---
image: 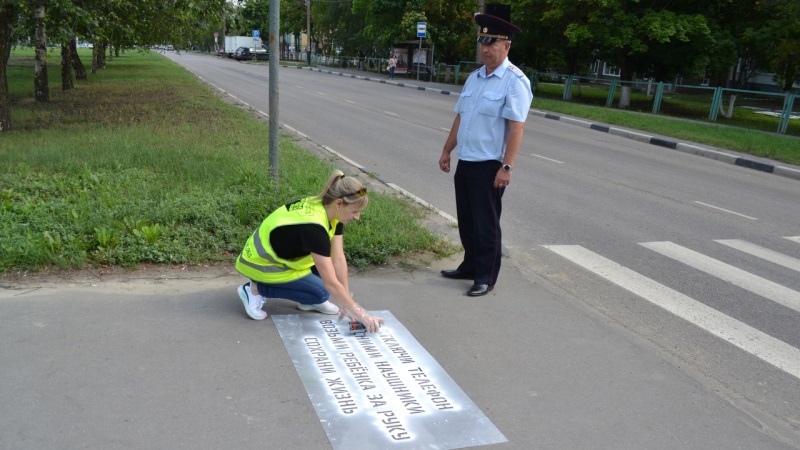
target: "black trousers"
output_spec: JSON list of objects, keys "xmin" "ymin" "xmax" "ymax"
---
[{"xmin": 453, "ymin": 160, "xmax": 504, "ymax": 285}]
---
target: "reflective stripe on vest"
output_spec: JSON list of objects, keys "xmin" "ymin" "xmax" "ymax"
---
[{"xmin": 235, "ymin": 197, "xmax": 337, "ymax": 283}]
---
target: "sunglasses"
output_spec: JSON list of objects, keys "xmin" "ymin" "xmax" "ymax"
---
[{"xmin": 341, "ymin": 187, "xmax": 367, "ymax": 198}]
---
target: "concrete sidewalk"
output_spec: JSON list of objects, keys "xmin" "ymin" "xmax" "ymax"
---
[{"xmin": 2, "ymin": 257, "xmax": 796, "ymax": 449}]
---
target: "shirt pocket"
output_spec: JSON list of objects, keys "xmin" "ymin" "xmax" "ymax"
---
[
  {"xmin": 478, "ymin": 92, "xmax": 504, "ymax": 117},
  {"xmin": 457, "ymin": 90, "xmax": 474, "ymax": 113}
]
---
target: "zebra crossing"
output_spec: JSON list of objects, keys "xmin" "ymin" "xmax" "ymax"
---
[{"xmin": 542, "ymin": 236, "xmax": 800, "ymax": 380}]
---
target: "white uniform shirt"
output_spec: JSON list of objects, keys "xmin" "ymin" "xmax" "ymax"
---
[{"xmin": 453, "ymin": 58, "xmax": 533, "ymax": 162}]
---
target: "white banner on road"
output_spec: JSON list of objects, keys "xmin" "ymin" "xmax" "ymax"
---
[{"xmin": 273, "ymin": 311, "xmax": 507, "ymax": 449}]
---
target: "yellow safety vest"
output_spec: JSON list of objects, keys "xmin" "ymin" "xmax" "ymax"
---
[{"xmin": 235, "ymin": 197, "xmax": 337, "ymax": 283}]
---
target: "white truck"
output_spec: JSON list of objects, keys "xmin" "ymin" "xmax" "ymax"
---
[{"xmin": 224, "ymin": 36, "xmax": 262, "ymax": 58}]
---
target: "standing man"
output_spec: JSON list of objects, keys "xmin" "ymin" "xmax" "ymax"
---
[{"xmin": 438, "ymin": 12, "xmax": 533, "ymax": 296}]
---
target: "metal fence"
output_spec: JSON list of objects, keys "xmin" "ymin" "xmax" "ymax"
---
[{"xmin": 510, "ymin": 72, "xmax": 799, "ymax": 136}]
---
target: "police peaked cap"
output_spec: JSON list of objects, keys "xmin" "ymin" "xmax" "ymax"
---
[{"xmin": 475, "ymin": 13, "xmax": 522, "ymax": 44}]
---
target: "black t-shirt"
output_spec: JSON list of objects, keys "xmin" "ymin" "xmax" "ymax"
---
[{"xmin": 269, "ymin": 216, "xmax": 343, "ymax": 259}]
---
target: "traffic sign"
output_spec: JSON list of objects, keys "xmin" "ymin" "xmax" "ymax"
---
[
  {"xmin": 252, "ymin": 30, "xmax": 260, "ymax": 38},
  {"xmin": 417, "ymin": 22, "xmax": 427, "ymax": 38}
]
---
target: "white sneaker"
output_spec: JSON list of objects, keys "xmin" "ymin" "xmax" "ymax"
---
[
  {"xmin": 238, "ymin": 283, "xmax": 267, "ymax": 320},
  {"xmin": 297, "ymin": 301, "xmax": 339, "ymax": 315}
]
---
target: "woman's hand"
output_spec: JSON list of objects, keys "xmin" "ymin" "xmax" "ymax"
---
[{"xmin": 339, "ymin": 303, "xmax": 384, "ymax": 333}]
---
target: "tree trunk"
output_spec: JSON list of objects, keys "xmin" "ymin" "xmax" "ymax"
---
[
  {"xmin": 0, "ymin": 1, "xmax": 14, "ymax": 131},
  {"xmin": 91, "ymin": 39, "xmax": 98, "ymax": 74},
  {"xmin": 61, "ymin": 41, "xmax": 73, "ymax": 90},
  {"xmin": 34, "ymin": 3, "xmax": 49, "ymax": 103},
  {"xmin": 98, "ymin": 41, "xmax": 106, "ymax": 69},
  {"xmin": 618, "ymin": 62, "xmax": 634, "ymax": 110},
  {"xmin": 619, "ymin": 86, "xmax": 631, "ymax": 110},
  {"xmin": 779, "ymin": 62, "xmax": 799, "ymax": 93},
  {"xmin": 70, "ymin": 37, "xmax": 87, "ymax": 80}
]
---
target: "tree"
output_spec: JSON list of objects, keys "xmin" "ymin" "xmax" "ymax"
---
[
  {"xmin": 280, "ymin": 0, "xmax": 306, "ymax": 55},
  {"xmin": 693, "ymin": 0, "xmax": 759, "ymax": 88},
  {"xmin": 0, "ymin": 0, "xmax": 16, "ymax": 131},
  {"xmin": 517, "ymin": 0, "xmax": 597, "ymax": 73},
  {"xmin": 32, "ymin": 1, "xmax": 48, "ymax": 101},
  {"xmin": 0, "ymin": 0, "xmax": 227, "ymax": 131},
  {"xmin": 549, "ymin": 0, "xmax": 711, "ymax": 108},
  {"xmin": 417, "ymin": 0, "xmax": 474, "ymax": 64},
  {"xmin": 351, "ymin": 0, "xmax": 406, "ymax": 54},
  {"xmin": 762, "ymin": 0, "xmax": 800, "ymax": 92}
]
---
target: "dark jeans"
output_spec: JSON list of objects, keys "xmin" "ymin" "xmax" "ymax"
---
[
  {"xmin": 453, "ymin": 160, "xmax": 504, "ymax": 285},
  {"xmin": 253, "ymin": 266, "xmax": 329, "ymax": 305}
]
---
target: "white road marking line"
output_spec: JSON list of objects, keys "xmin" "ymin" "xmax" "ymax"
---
[
  {"xmin": 542, "ymin": 244, "xmax": 800, "ymax": 380},
  {"xmin": 440, "ymin": 128, "xmax": 450, "ymax": 132},
  {"xmin": 320, "ymin": 144, "xmax": 364, "ymax": 169},
  {"xmin": 641, "ymin": 241, "xmax": 800, "ymax": 314},
  {"xmin": 316, "ymin": 91, "xmax": 326, "ymax": 96},
  {"xmin": 693, "ymin": 201, "xmax": 758, "ymax": 220},
  {"xmin": 530, "ymin": 153, "xmax": 565, "ymax": 164},
  {"xmin": 386, "ymin": 183, "xmax": 457, "ymax": 224},
  {"xmin": 346, "ymin": 100, "xmax": 356, "ymax": 104},
  {"xmin": 715, "ymin": 239, "xmax": 800, "ymax": 273},
  {"xmin": 281, "ymin": 123, "xmax": 308, "ymax": 139},
  {"xmin": 785, "ymin": 236, "xmax": 800, "ymax": 245},
  {"xmin": 384, "ymin": 111, "xmax": 398, "ymax": 116}
]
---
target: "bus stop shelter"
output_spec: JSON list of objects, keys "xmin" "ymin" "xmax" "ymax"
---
[{"xmin": 392, "ymin": 40, "xmax": 434, "ymax": 81}]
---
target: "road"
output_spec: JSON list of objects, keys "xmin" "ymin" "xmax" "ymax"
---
[{"xmin": 164, "ymin": 52, "xmax": 800, "ymax": 443}]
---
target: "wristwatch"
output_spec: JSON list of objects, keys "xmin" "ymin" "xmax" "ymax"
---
[{"xmin": 502, "ymin": 164, "xmax": 513, "ymax": 172}]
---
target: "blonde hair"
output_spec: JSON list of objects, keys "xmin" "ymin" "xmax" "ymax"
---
[{"xmin": 317, "ymin": 170, "xmax": 369, "ymax": 208}]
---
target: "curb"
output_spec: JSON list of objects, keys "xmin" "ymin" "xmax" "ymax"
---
[
  {"xmin": 290, "ymin": 65, "xmax": 800, "ymax": 182},
  {"xmin": 530, "ymin": 110, "xmax": 800, "ymax": 182},
  {"xmin": 292, "ymin": 65, "xmax": 458, "ymax": 97}
]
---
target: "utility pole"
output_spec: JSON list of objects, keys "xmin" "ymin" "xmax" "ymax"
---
[
  {"xmin": 269, "ymin": 0, "xmax": 280, "ymax": 182},
  {"xmin": 306, "ymin": 0, "xmax": 311, "ymax": 65},
  {"xmin": 475, "ymin": 0, "xmax": 485, "ymax": 62}
]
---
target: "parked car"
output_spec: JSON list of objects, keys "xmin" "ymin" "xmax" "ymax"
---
[{"xmin": 234, "ymin": 46, "xmax": 269, "ymax": 61}]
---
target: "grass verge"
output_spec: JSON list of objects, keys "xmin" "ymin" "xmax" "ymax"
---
[
  {"xmin": 0, "ymin": 49, "xmax": 457, "ymax": 272},
  {"xmin": 532, "ymin": 97, "xmax": 800, "ymax": 166}
]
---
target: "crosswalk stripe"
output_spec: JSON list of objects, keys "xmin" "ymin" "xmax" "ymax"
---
[
  {"xmin": 543, "ymin": 244, "xmax": 800, "ymax": 380},
  {"xmin": 715, "ymin": 239, "xmax": 800, "ymax": 273},
  {"xmin": 641, "ymin": 241, "xmax": 800, "ymax": 314},
  {"xmin": 786, "ymin": 236, "xmax": 800, "ymax": 245}
]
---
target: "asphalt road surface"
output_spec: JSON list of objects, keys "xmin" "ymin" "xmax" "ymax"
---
[{"xmin": 163, "ymin": 51, "xmax": 800, "ymax": 445}]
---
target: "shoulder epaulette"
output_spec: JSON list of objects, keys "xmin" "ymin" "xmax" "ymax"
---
[{"xmin": 509, "ymin": 64, "xmax": 525, "ymax": 77}]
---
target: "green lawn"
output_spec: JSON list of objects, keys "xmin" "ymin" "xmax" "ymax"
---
[
  {"xmin": 1, "ymin": 49, "xmax": 456, "ymax": 271},
  {"xmin": 532, "ymin": 89, "xmax": 800, "ymax": 165}
]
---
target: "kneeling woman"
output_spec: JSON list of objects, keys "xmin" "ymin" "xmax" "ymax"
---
[{"xmin": 235, "ymin": 170, "xmax": 384, "ymax": 333}]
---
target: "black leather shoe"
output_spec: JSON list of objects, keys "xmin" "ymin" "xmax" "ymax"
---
[
  {"xmin": 467, "ymin": 284, "xmax": 494, "ymax": 296},
  {"xmin": 440, "ymin": 269, "xmax": 474, "ymax": 280}
]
